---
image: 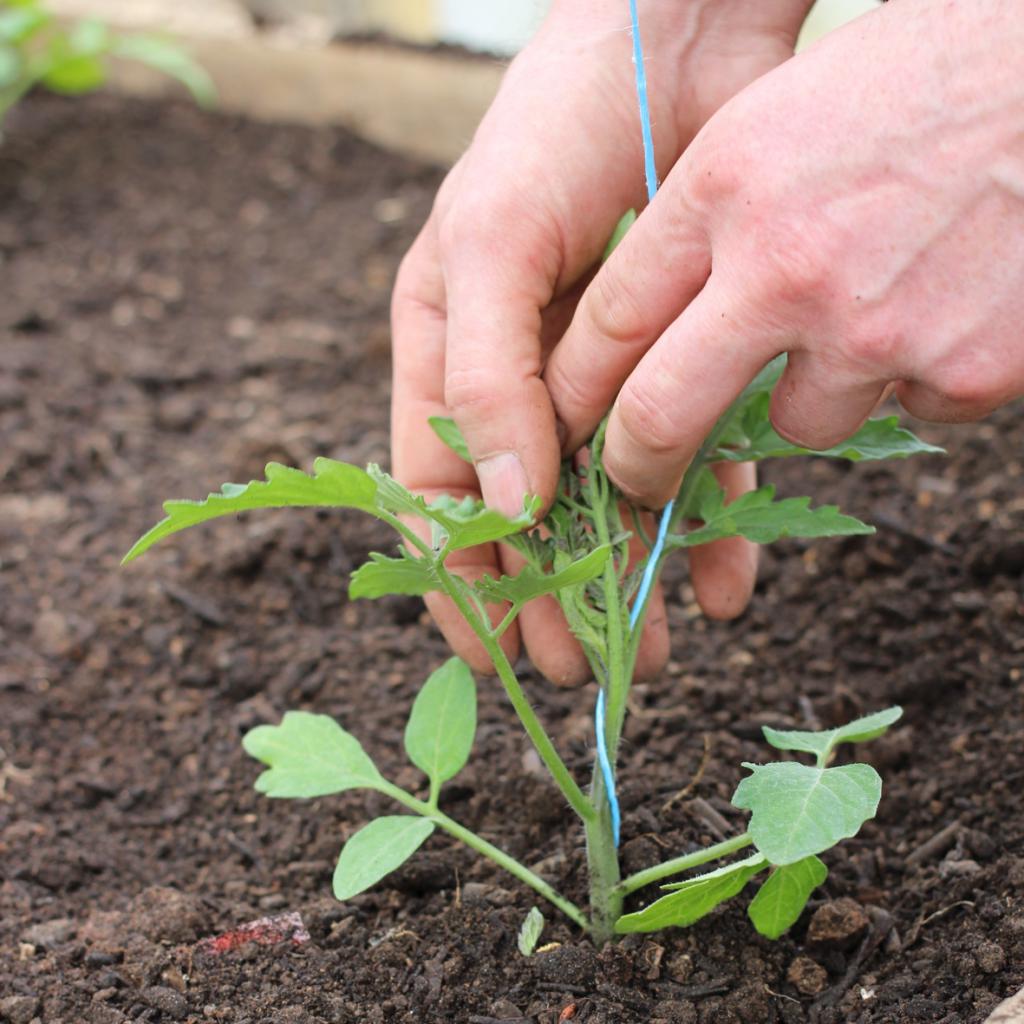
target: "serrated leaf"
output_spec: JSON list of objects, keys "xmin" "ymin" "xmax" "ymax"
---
[
  {"xmin": 747, "ymin": 856, "xmax": 828, "ymax": 939},
  {"xmin": 671, "ymin": 470, "xmax": 873, "ymax": 548},
  {"xmin": 243, "ymin": 711, "xmax": 383, "ymax": 798},
  {"xmin": 732, "ymin": 762, "xmax": 882, "ymax": 865},
  {"xmin": 124, "ymin": 458, "xmax": 379, "ymax": 562},
  {"xmin": 714, "ymin": 396, "xmax": 944, "ymax": 464},
  {"xmin": 349, "ymin": 550, "xmax": 439, "ymax": 600},
  {"xmin": 404, "ymin": 658, "xmax": 476, "ymax": 792},
  {"xmin": 615, "ymin": 855, "xmax": 766, "ymax": 934},
  {"xmin": 763, "ymin": 707, "xmax": 903, "ymax": 763},
  {"xmin": 428, "ymin": 416, "xmax": 471, "ymax": 463},
  {"xmin": 333, "ymin": 816, "xmax": 435, "ymax": 900},
  {"xmin": 603, "ymin": 209, "xmax": 636, "ymax": 260},
  {"xmin": 474, "ymin": 544, "xmax": 611, "ymax": 605},
  {"xmin": 517, "ymin": 906, "xmax": 545, "ymax": 956},
  {"xmin": 366, "ymin": 466, "xmax": 540, "ymax": 551}
]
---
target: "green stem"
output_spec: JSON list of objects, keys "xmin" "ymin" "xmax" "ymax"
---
[
  {"xmin": 616, "ymin": 833, "xmax": 754, "ymax": 897},
  {"xmin": 584, "ymin": 768, "xmax": 623, "ymax": 943},
  {"xmin": 433, "ymin": 562, "xmax": 596, "ymax": 825},
  {"xmin": 380, "ymin": 783, "xmax": 590, "ymax": 932}
]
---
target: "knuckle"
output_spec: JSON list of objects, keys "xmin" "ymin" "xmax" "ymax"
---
[
  {"xmin": 443, "ymin": 364, "xmax": 500, "ymax": 415},
  {"xmin": 586, "ymin": 268, "xmax": 649, "ymax": 348},
  {"xmin": 617, "ymin": 376, "xmax": 684, "ymax": 456}
]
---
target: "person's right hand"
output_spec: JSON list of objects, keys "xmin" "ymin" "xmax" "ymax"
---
[
  {"xmin": 390, "ymin": 0, "xmax": 813, "ymax": 684},
  {"xmin": 546, "ymin": 0, "xmax": 1024, "ymax": 509}
]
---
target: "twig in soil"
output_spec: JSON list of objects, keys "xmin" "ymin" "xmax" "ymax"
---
[
  {"xmin": 656, "ymin": 978, "xmax": 732, "ymax": 999},
  {"xmin": 905, "ymin": 820, "xmax": 963, "ymax": 867},
  {"xmin": 160, "ymin": 581, "xmax": 226, "ymax": 627},
  {"xmin": 809, "ymin": 912, "xmax": 893, "ymax": 1022},
  {"xmin": 764, "ymin": 984, "xmax": 800, "ymax": 1005},
  {"xmin": 687, "ymin": 796, "xmax": 732, "ymax": 841},
  {"xmin": 660, "ymin": 734, "xmax": 712, "ymax": 813},
  {"xmin": 903, "ymin": 900, "xmax": 975, "ymax": 949}
]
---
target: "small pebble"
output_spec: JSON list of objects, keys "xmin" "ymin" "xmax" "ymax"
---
[{"xmin": 787, "ymin": 955, "xmax": 829, "ymax": 996}]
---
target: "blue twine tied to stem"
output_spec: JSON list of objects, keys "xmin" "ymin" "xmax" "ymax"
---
[{"xmin": 594, "ymin": 0, "xmax": 675, "ymax": 849}]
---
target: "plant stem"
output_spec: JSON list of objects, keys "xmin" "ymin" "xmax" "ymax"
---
[
  {"xmin": 616, "ymin": 833, "xmax": 754, "ymax": 896},
  {"xmin": 433, "ymin": 562, "xmax": 596, "ymax": 825},
  {"xmin": 381, "ymin": 782, "xmax": 590, "ymax": 932},
  {"xmin": 584, "ymin": 770, "xmax": 623, "ymax": 943}
]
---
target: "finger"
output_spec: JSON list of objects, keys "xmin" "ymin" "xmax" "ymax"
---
[
  {"xmin": 894, "ymin": 379, "xmax": 1002, "ymax": 424},
  {"xmin": 689, "ymin": 462, "xmax": 759, "ymax": 620},
  {"xmin": 545, "ymin": 185, "xmax": 713, "ymax": 456},
  {"xmin": 441, "ymin": 204, "xmax": 562, "ymax": 518},
  {"xmin": 602, "ymin": 278, "xmax": 781, "ymax": 508},
  {"xmin": 769, "ymin": 350, "xmax": 889, "ymax": 450},
  {"xmin": 391, "ymin": 215, "xmax": 519, "ymax": 673}
]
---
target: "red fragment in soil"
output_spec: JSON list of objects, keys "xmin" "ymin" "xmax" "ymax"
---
[
  {"xmin": 558, "ymin": 1006, "xmax": 577, "ymax": 1023},
  {"xmin": 196, "ymin": 911, "xmax": 310, "ymax": 956}
]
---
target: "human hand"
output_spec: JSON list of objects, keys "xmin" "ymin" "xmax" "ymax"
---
[
  {"xmin": 546, "ymin": 0, "xmax": 1024, "ymax": 507},
  {"xmin": 391, "ymin": 0, "xmax": 812, "ymax": 683}
]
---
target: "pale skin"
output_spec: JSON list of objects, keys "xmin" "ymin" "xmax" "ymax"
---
[{"xmin": 391, "ymin": 0, "xmax": 1024, "ymax": 684}]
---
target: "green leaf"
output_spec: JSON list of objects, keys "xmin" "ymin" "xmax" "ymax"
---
[
  {"xmin": 0, "ymin": 43, "xmax": 20, "ymax": 89},
  {"xmin": 747, "ymin": 856, "xmax": 828, "ymax": 939},
  {"xmin": 714, "ymin": 397, "xmax": 944, "ymax": 464},
  {"xmin": 517, "ymin": 906, "xmax": 545, "ymax": 956},
  {"xmin": 615, "ymin": 854, "xmax": 766, "ymax": 934},
  {"xmin": 112, "ymin": 34, "xmax": 216, "ymax": 107},
  {"xmin": 732, "ymin": 762, "xmax": 882, "ymax": 865},
  {"xmin": 404, "ymin": 657, "xmax": 476, "ymax": 793},
  {"xmin": 763, "ymin": 706, "xmax": 903, "ymax": 763},
  {"xmin": 428, "ymin": 416, "xmax": 471, "ymax": 463},
  {"xmin": 124, "ymin": 458, "xmax": 378, "ymax": 562},
  {"xmin": 0, "ymin": 7, "xmax": 50, "ymax": 44},
  {"xmin": 41, "ymin": 53, "xmax": 106, "ymax": 94},
  {"xmin": 603, "ymin": 209, "xmax": 636, "ymax": 260},
  {"xmin": 473, "ymin": 544, "xmax": 611, "ymax": 605},
  {"xmin": 333, "ymin": 816, "xmax": 435, "ymax": 900},
  {"xmin": 349, "ymin": 550, "xmax": 439, "ymax": 600},
  {"xmin": 672, "ymin": 470, "xmax": 873, "ymax": 548},
  {"xmin": 69, "ymin": 18, "xmax": 111, "ymax": 55},
  {"xmin": 243, "ymin": 711, "xmax": 383, "ymax": 798}
]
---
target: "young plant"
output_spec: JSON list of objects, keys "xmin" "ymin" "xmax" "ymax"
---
[
  {"xmin": 125, "ymin": 217, "xmax": 940, "ymax": 946},
  {"xmin": 0, "ymin": 0, "xmax": 214, "ymax": 128}
]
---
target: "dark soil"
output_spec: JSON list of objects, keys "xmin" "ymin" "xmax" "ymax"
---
[{"xmin": 2, "ymin": 94, "xmax": 1022, "ymax": 1024}]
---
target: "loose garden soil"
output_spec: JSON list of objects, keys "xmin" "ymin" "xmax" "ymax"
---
[{"xmin": 1, "ymin": 94, "xmax": 1023, "ymax": 1024}]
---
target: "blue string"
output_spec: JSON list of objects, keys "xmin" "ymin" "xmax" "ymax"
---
[{"xmin": 594, "ymin": 0, "xmax": 675, "ymax": 848}]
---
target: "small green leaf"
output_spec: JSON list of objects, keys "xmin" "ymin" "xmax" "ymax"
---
[
  {"xmin": 428, "ymin": 416, "xmax": 471, "ymax": 463},
  {"xmin": 243, "ymin": 711, "xmax": 383, "ymax": 798},
  {"xmin": 672, "ymin": 471, "xmax": 873, "ymax": 548},
  {"xmin": 112, "ymin": 34, "xmax": 216, "ymax": 107},
  {"xmin": 404, "ymin": 658, "xmax": 476, "ymax": 793},
  {"xmin": 603, "ymin": 209, "xmax": 636, "ymax": 260},
  {"xmin": 763, "ymin": 707, "xmax": 903, "ymax": 762},
  {"xmin": 349, "ymin": 550, "xmax": 439, "ymax": 600},
  {"xmin": 732, "ymin": 762, "xmax": 882, "ymax": 866},
  {"xmin": 333, "ymin": 816, "xmax": 435, "ymax": 900},
  {"xmin": 474, "ymin": 544, "xmax": 611, "ymax": 605},
  {"xmin": 517, "ymin": 906, "xmax": 545, "ymax": 956},
  {"xmin": 124, "ymin": 458, "xmax": 379, "ymax": 562},
  {"xmin": 615, "ymin": 854, "xmax": 766, "ymax": 934},
  {"xmin": 41, "ymin": 53, "xmax": 105, "ymax": 94},
  {"xmin": 747, "ymin": 856, "xmax": 828, "ymax": 939}
]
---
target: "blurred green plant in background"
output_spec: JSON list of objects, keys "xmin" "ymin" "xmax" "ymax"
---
[{"xmin": 0, "ymin": 0, "xmax": 214, "ymax": 127}]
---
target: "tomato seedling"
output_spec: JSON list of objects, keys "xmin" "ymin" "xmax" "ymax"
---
[{"xmin": 126, "ymin": 217, "xmax": 939, "ymax": 945}]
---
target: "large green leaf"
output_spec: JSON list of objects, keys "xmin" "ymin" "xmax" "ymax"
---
[
  {"xmin": 747, "ymin": 856, "xmax": 828, "ymax": 939},
  {"xmin": 404, "ymin": 658, "xmax": 476, "ymax": 792},
  {"xmin": 713, "ymin": 395, "xmax": 943, "ymax": 464},
  {"xmin": 672, "ymin": 470, "xmax": 873, "ymax": 548},
  {"xmin": 473, "ymin": 544, "xmax": 611, "ymax": 605},
  {"xmin": 243, "ymin": 711, "xmax": 383, "ymax": 798},
  {"xmin": 615, "ymin": 855, "xmax": 766, "ymax": 934},
  {"xmin": 333, "ymin": 816, "xmax": 435, "ymax": 900},
  {"xmin": 732, "ymin": 762, "xmax": 882, "ymax": 866},
  {"xmin": 123, "ymin": 459, "xmax": 378, "ymax": 562},
  {"xmin": 349, "ymin": 550, "xmax": 439, "ymax": 600},
  {"xmin": 763, "ymin": 707, "xmax": 903, "ymax": 764}
]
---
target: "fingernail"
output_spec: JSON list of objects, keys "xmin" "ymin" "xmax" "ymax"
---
[{"xmin": 476, "ymin": 452, "xmax": 529, "ymax": 518}]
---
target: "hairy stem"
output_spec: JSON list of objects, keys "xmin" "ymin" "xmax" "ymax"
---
[
  {"xmin": 616, "ymin": 833, "xmax": 754, "ymax": 897},
  {"xmin": 380, "ymin": 782, "xmax": 590, "ymax": 932}
]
